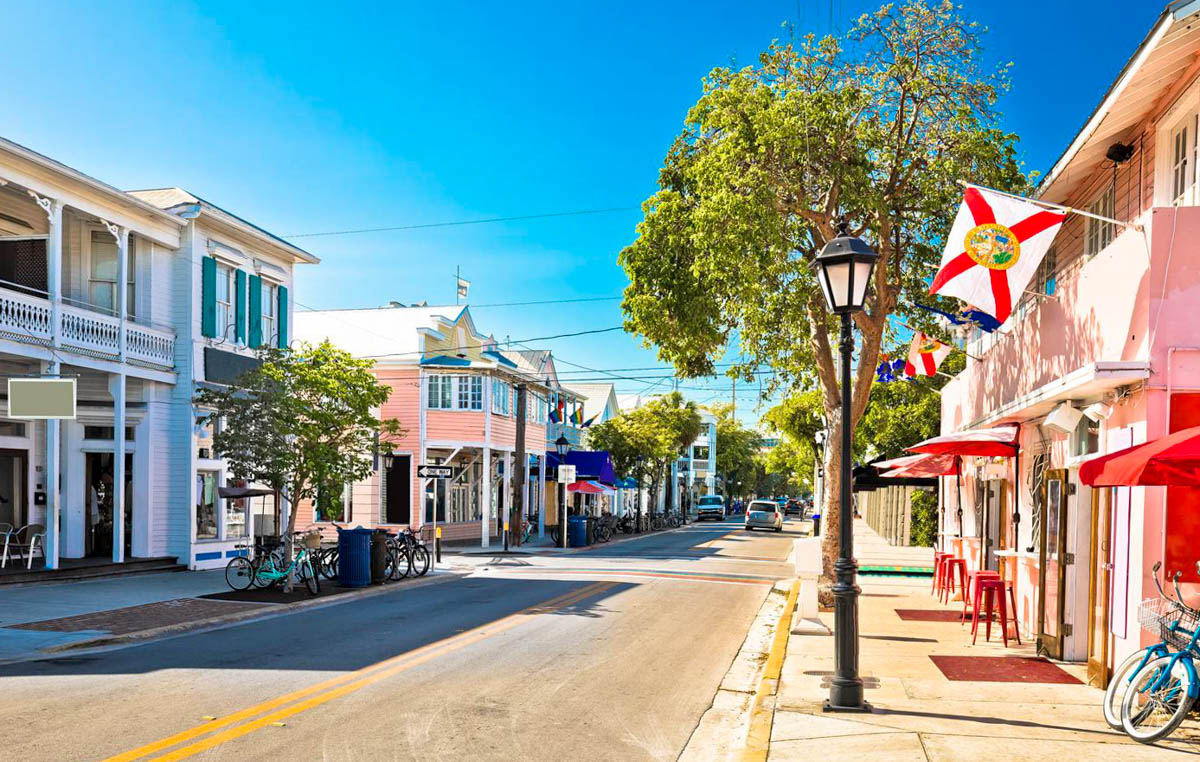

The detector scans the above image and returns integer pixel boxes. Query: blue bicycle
[1113,561,1200,743]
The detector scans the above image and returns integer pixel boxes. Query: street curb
[742,578,799,761]
[27,570,465,660]
[678,577,794,762]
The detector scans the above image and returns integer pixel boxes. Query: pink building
[938,2,1200,687]
[293,305,551,545]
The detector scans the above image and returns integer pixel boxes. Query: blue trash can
[337,527,372,588]
[568,515,588,547]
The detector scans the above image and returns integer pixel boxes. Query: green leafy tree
[707,403,761,497]
[642,392,702,515]
[909,488,938,546]
[620,1,1026,588]
[195,341,403,590]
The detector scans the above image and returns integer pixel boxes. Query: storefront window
[225,490,248,538]
[196,471,218,539]
[316,482,352,522]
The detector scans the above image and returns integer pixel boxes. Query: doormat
[929,655,1083,684]
[6,598,269,635]
[895,609,981,622]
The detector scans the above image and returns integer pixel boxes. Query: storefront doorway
[981,479,1005,571]
[0,449,26,529]
[1038,468,1070,659]
[1086,487,1112,687]
[84,452,132,558]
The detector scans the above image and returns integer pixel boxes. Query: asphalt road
[0,515,800,762]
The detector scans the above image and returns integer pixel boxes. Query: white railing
[0,286,174,369]
[0,289,53,341]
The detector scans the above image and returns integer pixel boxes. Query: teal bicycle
[1114,561,1200,743]
[225,531,321,594]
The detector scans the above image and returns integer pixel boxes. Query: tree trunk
[818,406,843,607]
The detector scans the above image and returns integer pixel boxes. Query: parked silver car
[744,500,783,532]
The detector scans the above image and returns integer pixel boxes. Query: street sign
[557,464,577,484]
[418,465,454,479]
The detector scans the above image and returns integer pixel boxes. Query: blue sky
[1,0,1163,426]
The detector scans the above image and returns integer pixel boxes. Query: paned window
[492,379,511,416]
[456,376,483,410]
[261,281,278,346]
[427,375,453,409]
[89,230,136,316]
[1173,120,1191,203]
[215,263,234,341]
[1085,187,1115,257]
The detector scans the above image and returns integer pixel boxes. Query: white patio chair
[4,524,45,569]
[0,523,13,568]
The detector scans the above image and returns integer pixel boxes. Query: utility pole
[511,384,527,549]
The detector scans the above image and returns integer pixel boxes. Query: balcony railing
[0,286,175,369]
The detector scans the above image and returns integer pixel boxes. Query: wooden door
[1086,488,1112,686]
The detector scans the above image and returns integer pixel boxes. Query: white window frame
[215,262,235,342]
[261,280,278,346]
[427,375,453,410]
[85,227,136,317]
[491,378,511,416]
[1171,119,1190,204]
[1085,187,1115,258]
[456,375,483,411]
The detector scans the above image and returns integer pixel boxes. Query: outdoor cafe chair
[1,524,45,569]
[0,523,12,567]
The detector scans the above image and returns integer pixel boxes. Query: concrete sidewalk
[0,570,231,659]
[767,528,1200,759]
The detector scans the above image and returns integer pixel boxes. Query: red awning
[1080,425,1200,487]
[567,480,606,494]
[907,425,1019,457]
[873,454,929,470]
[881,453,959,478]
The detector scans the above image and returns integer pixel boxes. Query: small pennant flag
[929,185,1065,324]
[571,405,584,425]
[456,277,470,300]
[582,413,599,428]
[904,333,953,377]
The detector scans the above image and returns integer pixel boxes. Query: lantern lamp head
[814,222,879,313]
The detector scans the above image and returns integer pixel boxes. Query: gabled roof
[127,187,318,264]
[562,383,616,422]
[1038,1,1200,204]
[500,349,561,387]
[295,304,469,360]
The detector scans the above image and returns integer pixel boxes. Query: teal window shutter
[248,274,263,348]
[201,257,217,338]
[277,285,288,348]
[235,270,247,344]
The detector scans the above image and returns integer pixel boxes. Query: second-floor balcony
[0,286,175,369]
[941,205,1200,430]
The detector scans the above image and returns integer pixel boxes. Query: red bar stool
[971,577,1021,646]
[932,551,951,595]
[961,570,1000,624]
[939,558,968,604]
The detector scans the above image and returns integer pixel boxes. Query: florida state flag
[904,333,952,377]
[929,186,1065,323]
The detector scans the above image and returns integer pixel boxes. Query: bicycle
[521,513,540,544]
[1117,560,1200,743]
[225,531,321,594]
[1103,561,1178,728]
[594,513,614,543]
[650,514,665,531]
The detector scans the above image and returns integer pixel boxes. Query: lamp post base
[822,698,873,714]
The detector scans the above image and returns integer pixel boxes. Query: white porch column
[31,193,63,569]
[538,454,546,537]
[481,447,491,548]
[104,223,129,563]
[109,374,126,562]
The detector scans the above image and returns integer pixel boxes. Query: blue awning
[546,450,615,484]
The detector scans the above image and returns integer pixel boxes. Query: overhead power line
[355,326,625,359]
[284,206,641,239]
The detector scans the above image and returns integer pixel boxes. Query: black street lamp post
[813,222,879,713]
[555,435,570,549]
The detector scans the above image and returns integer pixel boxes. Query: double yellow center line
[101,581,615,762]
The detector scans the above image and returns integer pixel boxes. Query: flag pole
[957,180,1141,231]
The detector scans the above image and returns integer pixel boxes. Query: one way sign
[418,465,454,479]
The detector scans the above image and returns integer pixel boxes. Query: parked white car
[744,500,783,532]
